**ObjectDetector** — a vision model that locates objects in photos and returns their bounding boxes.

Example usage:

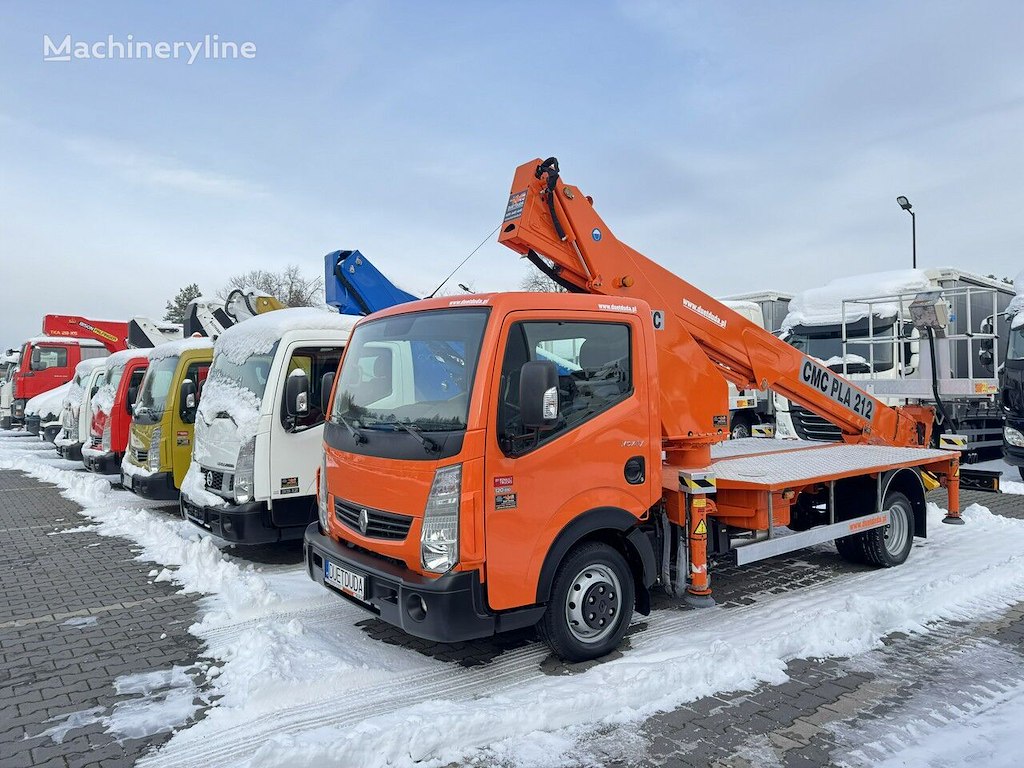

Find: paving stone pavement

[1,440,1022,768]
[0,467,207,768]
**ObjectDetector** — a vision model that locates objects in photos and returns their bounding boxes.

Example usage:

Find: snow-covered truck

[55,358,108,461]
[775,268,1013,462]
[24,381,74,442]
[179,309,359,543]
[122,337,214,500]
[82,349,150,474]
[719,290,793,334]
[1002,271,1024,479]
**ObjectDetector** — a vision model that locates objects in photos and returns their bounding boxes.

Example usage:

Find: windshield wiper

[391,421,439,453]
[337,414,366,444]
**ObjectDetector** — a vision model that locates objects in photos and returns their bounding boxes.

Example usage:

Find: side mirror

[127,386,139,413]
[321,372,335,414]
[180,378,198,422]
[286,370,310,417]
[30,348,42,370]
[519,360,559,430]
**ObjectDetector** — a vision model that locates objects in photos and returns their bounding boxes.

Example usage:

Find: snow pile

[121,452,157,479]
[1008,269,1024,329]
[25,382,73,421]
[215,308,358,365]
[148,336,213,363]
[782,269,934,331]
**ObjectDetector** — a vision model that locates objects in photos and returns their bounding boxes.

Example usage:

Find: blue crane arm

[324,250,418,315]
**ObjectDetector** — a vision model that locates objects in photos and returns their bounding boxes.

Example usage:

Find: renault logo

[359,508,369,534]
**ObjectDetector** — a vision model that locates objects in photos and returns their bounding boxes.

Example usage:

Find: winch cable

[427,223,501,298]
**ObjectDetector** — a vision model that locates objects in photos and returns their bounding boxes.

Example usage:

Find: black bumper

[42,425,61,443]
[304,523,543,643]
[83,450,121,475]
[57,442,83,462]
[123,470,178,501]
[181,494,299,544]
[25,415,40,436]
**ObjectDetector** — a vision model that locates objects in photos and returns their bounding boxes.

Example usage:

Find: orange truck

[304,158,962,661]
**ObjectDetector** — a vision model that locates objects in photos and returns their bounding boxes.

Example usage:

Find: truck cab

[122,337,213,499]
[55,359,107,461]
[4,337,109,429]
[1003,308,1024,479]
[83,349,149,474]
[179,309,356,544]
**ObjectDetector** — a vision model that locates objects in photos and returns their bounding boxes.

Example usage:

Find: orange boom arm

[498,158,932,467]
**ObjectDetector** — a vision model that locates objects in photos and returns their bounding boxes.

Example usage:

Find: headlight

[14,399,24,417]
[420,464,461,574]
[233,436,256,504]
[1005,426,1024,448]
[102,418,112,451]
[318,451,329,531]
[149,426,162,472]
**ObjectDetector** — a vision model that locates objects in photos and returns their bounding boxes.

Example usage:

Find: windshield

[786,322,895,372]
[332,309,489,432]
[1009,327,1024,361]
[207,342,278,400]
[135,355,179,421]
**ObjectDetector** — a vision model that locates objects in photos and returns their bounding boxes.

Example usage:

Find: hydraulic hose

[926,327,956,433]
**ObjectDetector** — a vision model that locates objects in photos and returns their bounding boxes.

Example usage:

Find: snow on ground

[4,431,1024,767]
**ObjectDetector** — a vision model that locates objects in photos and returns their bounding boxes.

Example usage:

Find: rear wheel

[730,413,753,440]
[835,490,915,567]
[538,542,634,662]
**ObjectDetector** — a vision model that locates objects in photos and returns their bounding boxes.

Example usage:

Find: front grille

[791,406,843,442]
[335,498,413,541]
[200,468,234,494]
[132,447,149,464]
[89,435,102,449]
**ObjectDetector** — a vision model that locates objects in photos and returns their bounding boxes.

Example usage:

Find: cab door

[170,355,210,487]
[483,311,657,611]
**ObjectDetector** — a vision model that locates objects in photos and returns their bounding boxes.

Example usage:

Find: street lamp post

[896,195,916,268]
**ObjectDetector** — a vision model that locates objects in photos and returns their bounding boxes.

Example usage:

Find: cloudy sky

[2,2,1022,350]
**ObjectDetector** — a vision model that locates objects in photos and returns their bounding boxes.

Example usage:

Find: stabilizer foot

[941,515,965,526]
[684,591,716,609]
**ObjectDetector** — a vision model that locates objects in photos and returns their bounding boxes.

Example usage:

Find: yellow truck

[121,337,213,500]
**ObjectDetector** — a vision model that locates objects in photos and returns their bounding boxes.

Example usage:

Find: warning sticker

[693,519,707,535]
[281,476,299,489]
[495,493,517,510]
[175,431,190,446]
[800,357,875,420]
[712,414,728,428]
[503,190,527,222]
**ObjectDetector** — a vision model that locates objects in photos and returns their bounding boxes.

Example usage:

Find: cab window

[180,361,210,424]
[498,321,632,456]
[32,347,68,371]
[282,346,344,431]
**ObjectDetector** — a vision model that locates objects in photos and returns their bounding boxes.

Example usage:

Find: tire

[835,490,915,568]
[537,542,634,662]
[730,414,753,440]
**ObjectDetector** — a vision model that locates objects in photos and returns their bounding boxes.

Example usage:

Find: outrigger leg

[941,457,964,526]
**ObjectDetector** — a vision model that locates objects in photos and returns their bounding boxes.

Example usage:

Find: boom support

[498,158,932,467]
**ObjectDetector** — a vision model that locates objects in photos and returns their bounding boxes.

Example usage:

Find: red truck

[82,349,150,475]
[2,315,128,430]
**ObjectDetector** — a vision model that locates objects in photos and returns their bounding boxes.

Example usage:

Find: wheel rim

[883,499,910,555]
[732,423,750,439]
[564,563,622,645]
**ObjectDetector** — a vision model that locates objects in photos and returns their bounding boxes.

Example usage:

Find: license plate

[324,560,366,602]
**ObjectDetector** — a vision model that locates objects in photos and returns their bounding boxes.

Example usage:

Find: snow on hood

[782,269,934,332]
[215,308,359,365]
[148,336,213,363]
[26,382,74,419]
[1008,270,1024,329]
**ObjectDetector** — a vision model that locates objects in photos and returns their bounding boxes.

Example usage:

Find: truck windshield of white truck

[208,344,277,401]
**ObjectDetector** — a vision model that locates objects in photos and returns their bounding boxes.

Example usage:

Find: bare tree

[520,259,567,293]
[218,264,324,307]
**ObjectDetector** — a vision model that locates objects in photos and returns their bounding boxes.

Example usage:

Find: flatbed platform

[665,438,955,492]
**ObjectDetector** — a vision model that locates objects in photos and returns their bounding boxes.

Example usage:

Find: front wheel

[836,490,915,567]
[538,542,634,662]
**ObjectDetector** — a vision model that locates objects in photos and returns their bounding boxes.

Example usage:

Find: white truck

[55,358,108,460]
[721,300,776,438]
[719,290,793,334]
[775,268,1013,461]
[179,308,359,544]
[25,382,74,443]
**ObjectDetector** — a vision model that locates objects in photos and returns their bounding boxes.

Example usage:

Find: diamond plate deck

[669,439,954,491]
